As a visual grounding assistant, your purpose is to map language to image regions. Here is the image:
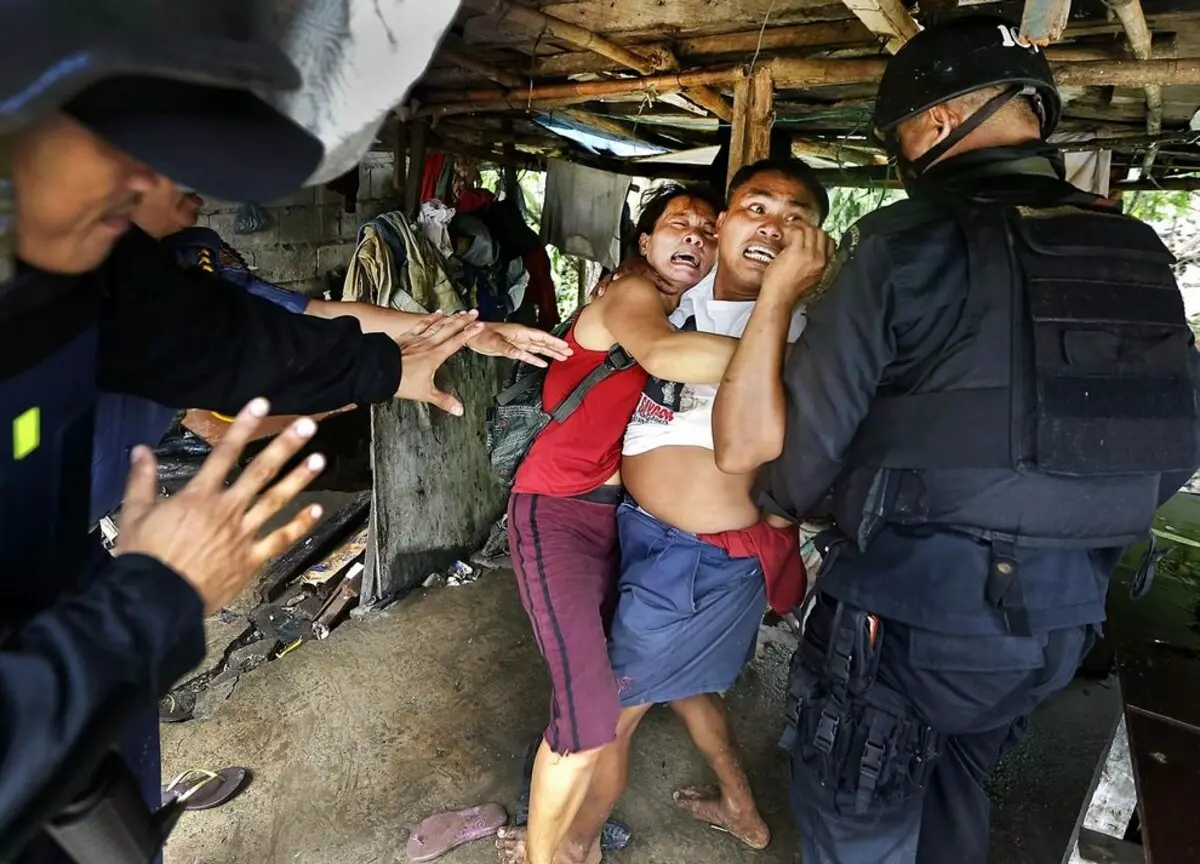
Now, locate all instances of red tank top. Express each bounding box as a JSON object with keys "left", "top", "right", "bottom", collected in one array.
[{"left": 512, "top": 319, "right": 647, "bottom": 497}]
